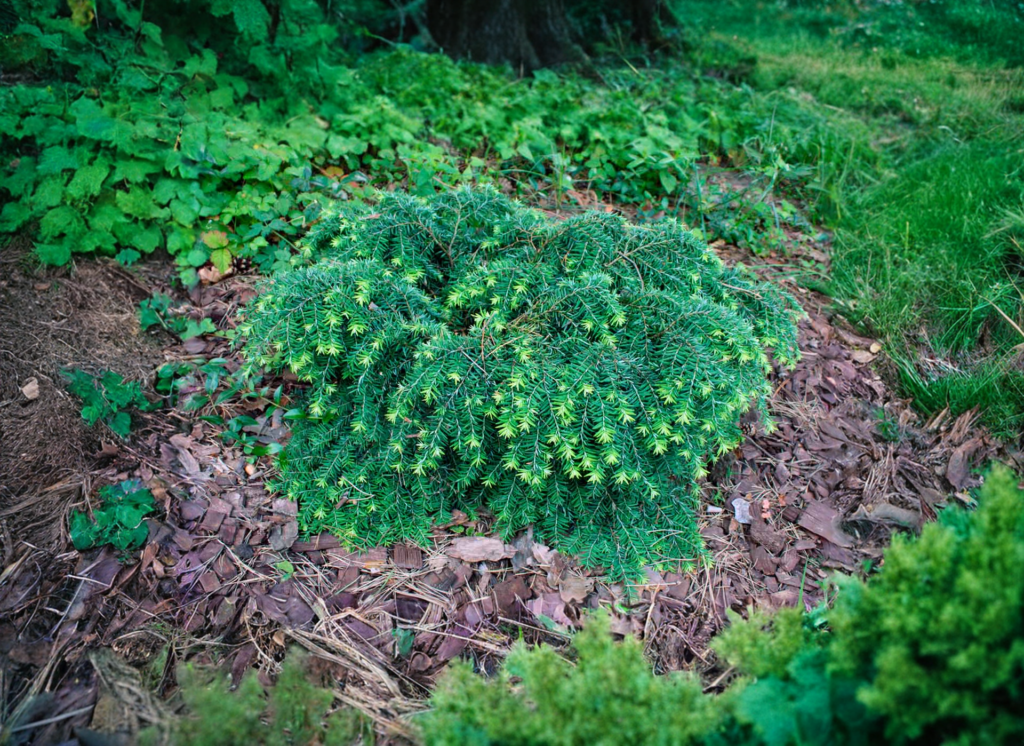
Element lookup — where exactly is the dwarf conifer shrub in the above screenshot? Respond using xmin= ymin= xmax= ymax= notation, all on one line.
xmin=420 ymin=612 xmax=717 ymax=746
xmin=239 ymin=189 xmax=801 ymax=577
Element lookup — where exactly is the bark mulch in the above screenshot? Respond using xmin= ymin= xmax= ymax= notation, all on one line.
xmin=1 ymin=239 xmax=1015 ymax=744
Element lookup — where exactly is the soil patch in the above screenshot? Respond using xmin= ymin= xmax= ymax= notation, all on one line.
xmin=0 ymin=241 xmax=162 ymax=552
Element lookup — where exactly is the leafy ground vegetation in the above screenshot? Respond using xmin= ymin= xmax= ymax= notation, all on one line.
xmin=2 ymin=0 xmax=1024 ymax=745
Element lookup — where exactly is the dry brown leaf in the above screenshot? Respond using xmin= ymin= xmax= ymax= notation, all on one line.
xmin=446 ymin=536 xmax=514 ymax=562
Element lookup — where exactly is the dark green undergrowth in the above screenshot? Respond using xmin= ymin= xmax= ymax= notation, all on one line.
xmin=674 ymin=0 xmax=1024 ymax=438
xmin=421 ymin=465 xmax=1024 ymax=746
xmin=0 ymin=0 xmax=854 ymax=283
xmin=238 ymin=188 xmax=801 ymax=579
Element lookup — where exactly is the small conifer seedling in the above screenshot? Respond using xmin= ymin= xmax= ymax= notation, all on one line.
xmin=239 ymin=189 xmax=801 ymax=578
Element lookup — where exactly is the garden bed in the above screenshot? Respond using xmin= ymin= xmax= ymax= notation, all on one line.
xmin=0 ymin=214 xmax=1009 ymax=743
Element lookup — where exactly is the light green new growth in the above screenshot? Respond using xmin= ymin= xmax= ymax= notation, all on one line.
xmin=239 ymin=188 xmax=801 ymax=578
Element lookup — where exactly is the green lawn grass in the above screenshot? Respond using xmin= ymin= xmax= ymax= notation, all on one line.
xmin=675 ymin=0 xmax=1024 ymax=438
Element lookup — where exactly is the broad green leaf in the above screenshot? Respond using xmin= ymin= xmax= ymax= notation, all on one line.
xmin=152 ymin=178 xmax=181 ymax=205
xmin=186 ymin=246 xmax=209 ymax=267
xmin=32 ymin=176 xmax=67 ymax=209
xmin=82 ymin=230 xmax=118 ymax=253
xmin=167 ymin=227 xmax=195 ymax=255
xmin=183 ymin=48 xmax=217 ymax=78
xmin=229 ymin=0 xmax=271 ymax=38
xmin=0 ymin=202 xmax=33 ymax=232
xmin=4 ymin=156 xmax=39 ymax=198
xmin=40 ymin=206 xmax=85 ymax=239
xmin=182 ymin=318 xmax=217 ymax=340
xmin=210 ymin=248 xmax=233 ymax=273
xmin=88 ymin=202 xmax=123 ymax=231
xmin=170 ymin=198 xmax=200 ymax=226
xmin=36 ymin=240 xmax=73 ymax=266
xmin=37 ymin=146 xmax=79 ymax=175
xmin=69 ymin=511 xmax=97 ymax=550
xmin=115 ymin=221 xmax=163 ymax=253
xmin=116 ymin=187 xmax=163 ymax=219
xmin=201 ymin=230 xmax=230 ymax=249
xmin=116 ymin=249 xmax=142 ymax=266
xmin=66 ymin=159 xmax=111 ymax=200
xmin=112 ymin=158 xmax=161 ymax=184
xmin=109 ymin=410 xmax=132 ymax=437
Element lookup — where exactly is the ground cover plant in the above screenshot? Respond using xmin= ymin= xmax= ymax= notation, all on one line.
xmin=238 ymin=188 xmax=802 ymax=579
xmin=63 ymin=367 xmax=153 ymax=437
xmin=69 ymin=479 xmax=156 ymax=553
xmin=0 ymin=0 xmax=856 ymax=285
xmin=421 ymin=465 xmax=1024 ymax=745
xmin=3 ymin=1 xmax=1024 ymax=743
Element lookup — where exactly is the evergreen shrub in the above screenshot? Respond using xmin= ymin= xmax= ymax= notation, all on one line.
xmin=421 ymin=612 xmax=717 ymax=746
xmin=140 ymin=649 xmax=372 ymax=746
xmin=419 ymin=465 xmax=1024 ymax=746
xmin=239 ymin=188 xmax=801 ymax=577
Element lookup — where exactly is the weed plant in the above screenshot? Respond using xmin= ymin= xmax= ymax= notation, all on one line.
xmin=1 ymin=1 xmax=853 ymax=282
xmin=70 ymin=480 xmax=156 ymax=553
xmin=63 ymin=368 xmax=153 ymax=437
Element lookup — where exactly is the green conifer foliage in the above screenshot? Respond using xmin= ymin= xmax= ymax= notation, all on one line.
xmin=239 ymin=188 xmax=801 ymax=577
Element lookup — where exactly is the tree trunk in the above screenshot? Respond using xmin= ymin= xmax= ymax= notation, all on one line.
xmin=426 ymin=0 xmax=585 ymax=71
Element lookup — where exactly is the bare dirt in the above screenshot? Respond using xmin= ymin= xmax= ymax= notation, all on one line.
xmin=0 ymin=243 xmax=164 ymax=555
xmin=0 ymin=228 xmax=1015 ymax=744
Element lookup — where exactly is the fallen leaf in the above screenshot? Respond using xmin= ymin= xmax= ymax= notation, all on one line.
xmin=20 ymin=377 xmax=39 ymax=400
xmin=446 ymin=536 xmax=514 ymax=562
xmin=198 ymin=264 xmax=229 ymax=284
xmin=558 ymin=575 xmax=593 ymax=604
